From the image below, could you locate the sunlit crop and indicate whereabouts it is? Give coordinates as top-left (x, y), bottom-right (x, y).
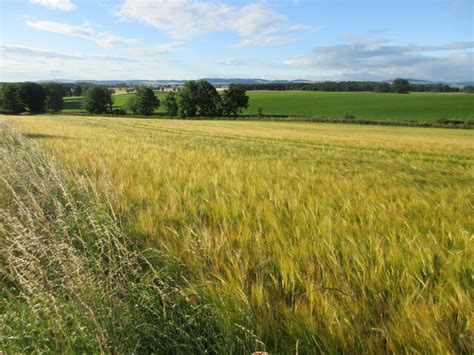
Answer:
top-left (3, 115), bottom-right (473, 353)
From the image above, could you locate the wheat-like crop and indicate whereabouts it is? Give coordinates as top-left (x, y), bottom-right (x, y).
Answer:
top-left (0, 124), bottom-right (262, 353)
top-left (2, 115), bottom-right (473, 353)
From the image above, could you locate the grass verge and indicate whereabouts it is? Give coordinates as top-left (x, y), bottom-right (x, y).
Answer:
top-left (0, 125), bottom-right (262, 353)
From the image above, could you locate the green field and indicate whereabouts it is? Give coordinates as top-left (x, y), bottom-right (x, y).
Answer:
top-left (2, 115), bottom-right (473, 353)
top-left (64, 93), bottom-right (168, 114)
top-left (245, 91), bottom-right (474, 121)
top-left (64, 91), bottom-right (474, 122)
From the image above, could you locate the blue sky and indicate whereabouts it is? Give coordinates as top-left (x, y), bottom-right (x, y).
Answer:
top-left (0, 0), bottom-right (473, 81)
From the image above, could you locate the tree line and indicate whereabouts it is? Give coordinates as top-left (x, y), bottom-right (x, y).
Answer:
top-left (0, 82), bottom-right (67, 114)
top-left (163, 81), bottom-right (249, 117)
top-left (232, 79), bottom-right (463, 93)
top-left (2, 79), bottom-right (469, 116)
top-left (0, 80), bottom-right (249, 117)
top-left (80, 81), bottom-right (249, 117)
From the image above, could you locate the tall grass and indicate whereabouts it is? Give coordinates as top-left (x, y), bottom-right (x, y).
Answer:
top-left (0, 125), bottom-right (261, 353)
top-left (2, 115), bottom-right (474, 353)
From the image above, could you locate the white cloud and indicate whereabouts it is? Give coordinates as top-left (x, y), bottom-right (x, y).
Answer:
top-left (404, 42), bottom-right (474, 52)
top-left (25, 20), bottom-right (136, 48)
top-left (230, 3), bottom-right (286, 46)
top-left (0, 45), bottom-right (137, 81)
top-left (116, 0), bottom-right (311, 47)
top-left (1, 45), bottom-right (137, 62)
top-left (217, 58), bottom-right (264, 66)
top-left (283, 36), bottom-right (474, 81)
top-left (126, 42), bottom-right (184, 56)
top-left (117, 0), bottom-right (232, 39)
top-left (29, 0), bottom-right (76, 11)
top-left (235, 35), bottom-right (294, 47)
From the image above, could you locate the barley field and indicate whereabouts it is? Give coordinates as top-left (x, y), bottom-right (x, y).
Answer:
top-left (2, 115), bottom-right (473, 353)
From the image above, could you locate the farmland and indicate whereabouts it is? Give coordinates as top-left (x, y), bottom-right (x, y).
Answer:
top-left (244, 91), bottom-right (474, 121)
top-left (2, 115), bottom-right (473, 353)
top-left (61, 91), bottom-right (474, 122)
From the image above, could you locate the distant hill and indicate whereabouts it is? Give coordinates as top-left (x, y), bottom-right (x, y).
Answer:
top-left (35, 78), bottom-right (316, 87)
top-left (33, 78), bottom-right (472, 87)
top-left (385, 78), bottom-right (471, 87)
top-left (456, 81), bottom-right (474, 86)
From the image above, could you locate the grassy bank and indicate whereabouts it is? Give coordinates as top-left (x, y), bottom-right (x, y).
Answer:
top-left (0, 124), bottom-right (261, 353)
top-left (2, 115), bottom-right (473, 353)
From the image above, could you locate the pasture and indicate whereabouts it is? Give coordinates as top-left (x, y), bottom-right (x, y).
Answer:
top-left (62, 91), bottom-right (474, 122)
top-left (2, 114), bottom-right (473, 353)
top-left (245, 91), bottom-right (474, 121)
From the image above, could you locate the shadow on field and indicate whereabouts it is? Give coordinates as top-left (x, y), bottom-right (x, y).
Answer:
top-left (24, 133), bottom-right (72, 140)
top-left (63, 98), bottom-right (82, 110)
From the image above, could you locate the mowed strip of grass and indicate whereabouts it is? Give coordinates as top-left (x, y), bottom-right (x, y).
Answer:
top-left (3, 114), bottom-right (473, 353)
top-left (64, 91), bottom-right (474, 122)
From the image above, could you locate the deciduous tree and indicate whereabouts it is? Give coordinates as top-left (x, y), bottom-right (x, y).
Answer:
top-left (374, 82), bottom-right (391, 93)
top-left (43, 83), bottom-right (65, 113)
top-left (163, 92), bottom-right (178, 116)
top-left (196, 80), bottom-right (221, 116)
top-left (1, 84), bottom-right (25, 113)
top-left (82, 86), bottom-right (113, 114)
top-left (391, 78), bottom-right (410, 94)
top-left (177, 81), bottom-right (199, 118)
top-left (128, 86), bottom-right (159, 116)
top-left (221, 85), bottom-right (249, 116)
top-left (20, 82), bottom-right (46, 113)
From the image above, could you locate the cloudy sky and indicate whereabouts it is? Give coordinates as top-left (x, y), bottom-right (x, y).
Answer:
top-left (0, 0), bottom-right (473, 82)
